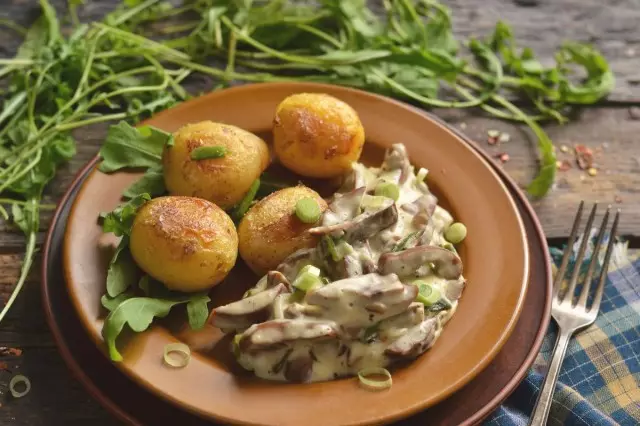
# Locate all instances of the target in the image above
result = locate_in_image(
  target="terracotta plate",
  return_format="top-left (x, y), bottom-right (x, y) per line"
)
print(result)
top-left (62, 83), bottom-right (529, 425)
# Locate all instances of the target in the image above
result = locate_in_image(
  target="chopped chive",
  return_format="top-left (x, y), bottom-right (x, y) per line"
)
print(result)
top-left (190, 145), bottom-right (226, 160)
top-left (295, 197), bottom-right (321, 223)
top-left (375, 182), bottom-right (400, 201)
top-left (233, 178), bottom-right (260, 221)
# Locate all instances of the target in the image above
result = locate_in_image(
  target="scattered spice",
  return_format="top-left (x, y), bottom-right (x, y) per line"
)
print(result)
top-left (0, 361), bottom-right (8, 371)
top-left (0, 347), bottom-right (23, 357)
top-left (459, 122), bottom-right (467, 130)
top-left (614, 195), bottom-right (623, 204)
top-left (587, 167), bottom-right (598, 177)
top-left (629, 107), bottom-right (640, 120)
top-left (556, 160), bottom-right (572, 171)
top-left (487, 130), bottom-right (500, 138)
top-left (602, 142), bottom-right (609, 150)
top-left (498, 132), bottom-right (511, 143)
top-left (495, 153), bottom-right (510, 163)
top-left (626, 47), bottom-right (636, 57)
top-left (560, 145), bottom-right (569, 153)
top-left (574, 144), bottom-right (594, 170)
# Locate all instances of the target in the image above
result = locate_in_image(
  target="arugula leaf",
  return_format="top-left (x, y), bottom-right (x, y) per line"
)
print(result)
top-left (186, 294), bottom-right (211, 330)
top-left (106, 237), bottom-right (139, 298)
top-left (102, 193), bottom-right (150, 237)
top-left (102, 297), bottom-right (192, 362)
top-left (123, 164), bottom-right (165, 198)
top-left (101, 291), bottom-right (134, 312)
top-left (39, 0), bottom-right (61, 46)
top-left (557, 43), bottom-right (614, 105)
top-left (11, 203), bottom-right (37, 234)
top-left (98, 122), bottom-right (171, 173)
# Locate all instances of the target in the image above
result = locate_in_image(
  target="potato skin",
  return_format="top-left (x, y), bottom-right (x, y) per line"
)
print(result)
top-left (163, 121), bottom-right (270, 209)
top-left (273, 93), bottom-right (365, 178)
top-left (238, 186), bottom-right (327, 275)
top-left (130, 196), bottom-right (238, 292)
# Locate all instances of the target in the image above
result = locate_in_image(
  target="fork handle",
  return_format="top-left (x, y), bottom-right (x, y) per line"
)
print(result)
top-left (528, 329), bottom-right (572, 426)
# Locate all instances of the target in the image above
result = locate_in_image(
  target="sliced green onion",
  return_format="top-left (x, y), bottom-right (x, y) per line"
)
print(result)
top-left (358, 367), bottom-right (392, 391)
top-left (414, 281), bottom-right (441, 306)
top-left (322, 235), bottom-right (341, 262)
top-left (233, 178), bottom-right (260, 221)
top-left (335, 241), bottom-right (354, 258)
top-left (293, 271), bottom-right (323, 292)
top-left (295, 197), bottom-right (322, 223)
top-left (299, 264), bottom-right (321, 277)
top-left (416, 167), bottom-right (428, 182)
top-left (9, 374), bottom-right (31, 398)
top-left (392, 231), bottom-right (419, 252)
top-left (442, 242), bottom-right (457, 253)
top-left (163, 342), bottom-right (191, 368)
top-left (166, 135), bottom-right (175, 147)
top-left (444, 222), bottom-right (467, 244)
top-left (374, 182), bottom-right (400, 201)
top-left (361, 194), bottom-right (388, 210)
top-left (232, 333), bottom-right (243, 357)
top-left (190, 145), bottom-right (227, 160)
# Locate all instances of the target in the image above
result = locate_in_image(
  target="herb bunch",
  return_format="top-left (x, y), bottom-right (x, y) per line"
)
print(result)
top-left (0, 0), bottom-right (613, 322)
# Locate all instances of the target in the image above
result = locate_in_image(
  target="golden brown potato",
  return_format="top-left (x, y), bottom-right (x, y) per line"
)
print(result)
top-left (238, 186), bottom-right (327, 275)
top-left (130, 196), bottom-right (238, 292)
top-left (163, 121), bottom-right (270, 209)
top-left (273, 93), bottom-right (365, 178)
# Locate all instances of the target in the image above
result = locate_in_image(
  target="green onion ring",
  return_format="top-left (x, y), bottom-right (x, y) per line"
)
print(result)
top-left (357, 367), bottom-right (392, 391)
top-left (163, 343), bottom-right (191, 368)
top-left (9, 374), bottom-right (31, 398)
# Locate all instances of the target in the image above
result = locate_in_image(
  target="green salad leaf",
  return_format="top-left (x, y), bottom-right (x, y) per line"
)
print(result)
top-left (102, 193), bottom-right (150, 237)
top-left (106, 238), bottom-right (139, 298)
top-left (101, 291), bottom-right (134, 312)
top-left (186, 295), bottom-right (211, 330)
top-left (123, 164), bottom-right (166, 198)
top-left (103, 294), bottom-right (209, 362)
top-left (99, 122), bottom-right (172, 173)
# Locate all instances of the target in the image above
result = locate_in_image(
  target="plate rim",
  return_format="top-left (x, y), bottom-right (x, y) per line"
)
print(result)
top-left (59, 82), bottom-right (532, 425)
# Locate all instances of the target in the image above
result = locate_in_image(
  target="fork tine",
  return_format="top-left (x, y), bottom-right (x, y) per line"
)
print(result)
top-left (590, 210), bottom-right (620, 313)
top-left (577, 207), bottom-right (610, 308)
top-left (562, 203), bottom-right (598, 303)
top-left (553, 201), bottom-right (584, 299)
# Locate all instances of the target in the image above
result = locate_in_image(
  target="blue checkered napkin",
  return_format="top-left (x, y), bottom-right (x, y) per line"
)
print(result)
top-left (484, 244), bottom-right (640, 426)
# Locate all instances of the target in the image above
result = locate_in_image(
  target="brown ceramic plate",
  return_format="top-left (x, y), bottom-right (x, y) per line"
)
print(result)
top-left (43, 111), bottom-right (551, 426)
top-left (62, 83), bottom-right (529, 425)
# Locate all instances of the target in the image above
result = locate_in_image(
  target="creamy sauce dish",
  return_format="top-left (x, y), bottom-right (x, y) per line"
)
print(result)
top-left (211, 144), bottom-right (466, 383)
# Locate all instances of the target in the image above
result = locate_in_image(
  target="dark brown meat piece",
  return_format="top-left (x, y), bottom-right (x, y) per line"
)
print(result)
top-left (378, 245), bottom-right (463, 280)
top-left (385, 318), bottom-right (437, 359)
top-left (238, 319), bottom-right (338, 353)
top-left (309, 202), bottom-right (398, 243)
top-left (210, 284), bottom-right (287, 330)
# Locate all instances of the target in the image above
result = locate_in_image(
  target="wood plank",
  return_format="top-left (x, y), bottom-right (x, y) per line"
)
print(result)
top-left (0, 348), bottom-right (116, 426)
top-left (0, 0), bottom-right (639, 101)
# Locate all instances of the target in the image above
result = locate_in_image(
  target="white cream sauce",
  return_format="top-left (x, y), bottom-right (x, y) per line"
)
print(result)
top-left (212, 143), bottom-right (466, 383)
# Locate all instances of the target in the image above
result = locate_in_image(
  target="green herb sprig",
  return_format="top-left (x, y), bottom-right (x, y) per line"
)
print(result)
top-left (0, 0), bottom-right (613, 323)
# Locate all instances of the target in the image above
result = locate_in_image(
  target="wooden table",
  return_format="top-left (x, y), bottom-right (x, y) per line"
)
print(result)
top-left (0, 0), bottom-right (638, 424)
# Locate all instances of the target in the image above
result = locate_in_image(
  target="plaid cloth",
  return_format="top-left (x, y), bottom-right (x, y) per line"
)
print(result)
top-left (485, 242), bottom-right (640, 426)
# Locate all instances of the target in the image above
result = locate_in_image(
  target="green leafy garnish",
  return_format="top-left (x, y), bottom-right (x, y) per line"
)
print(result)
top-left (101, 291), bottom-right (134, 312)
top-left (190, 146), bottom-right (227, 160)
top-left (99, 122), bottom-right (172, 173)
top-left (186, 295), bottom-right (212, 330)
top-left (106, 238), bottom-right (139, 298)
top-left (102, 294), bottom-right (210, 362)
top-left (123, 164), bottom-right (166, 199)
top-left (102, 193), bottom-right (150, 237)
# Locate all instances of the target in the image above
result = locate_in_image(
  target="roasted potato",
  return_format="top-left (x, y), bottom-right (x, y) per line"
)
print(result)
top-left (273, 93), bottom-right (365, 178)
top-left (238, 186), bottom-right (327, 275)
top-left (130, 196), bottom-right (238, 292)
top-left (163, 121), bottom-right (270, 209)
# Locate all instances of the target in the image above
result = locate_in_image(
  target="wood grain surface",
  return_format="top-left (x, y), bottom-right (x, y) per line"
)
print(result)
top-left (0, 1), bottom-right (638, 425)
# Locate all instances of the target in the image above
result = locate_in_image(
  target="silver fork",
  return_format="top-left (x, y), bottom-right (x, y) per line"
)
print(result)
top-left (528, 202), bottom-right (620, 426)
